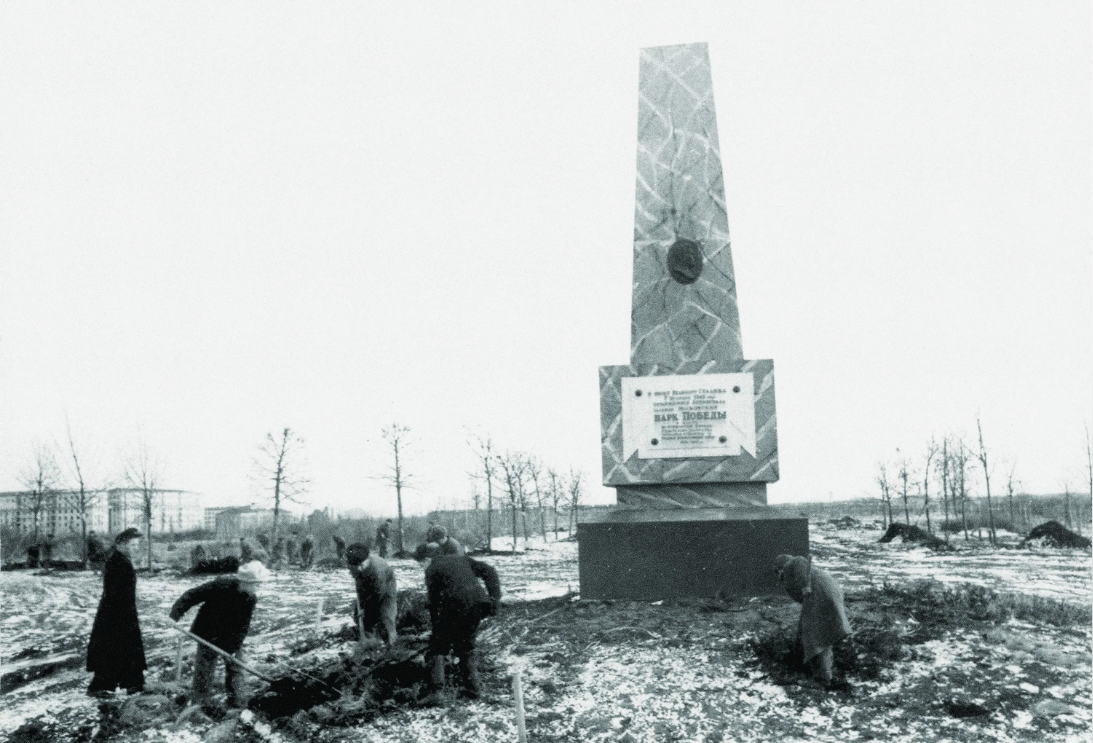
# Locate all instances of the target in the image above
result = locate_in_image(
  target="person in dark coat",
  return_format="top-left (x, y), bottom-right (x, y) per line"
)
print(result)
top-left (774, 554), bottom-right (852, 686)
top-left (239, 537), bottom-right (253, 563)
top-left (26, 543), bottom-right (40, 568)
top-left (414, 542), bottom-right (501, 698)
top-left (332, 534), bottom-right (347, 562)
top-left (300, 534), bottom-right (314, 569)
top-left (374, 520), bottom-right (391, 558)
top-left (425, 525), bottom-right (464, 556)
top-left (346, 543), bottom-right (397, 645)
top-left (86, 528), bottom-right (146, 695)
top-left (169, 560), bottom-right (269, 707)
top-left (40, 533), bottom-right (55, 566)
top-left (285, 534), bottom-right (299, 566)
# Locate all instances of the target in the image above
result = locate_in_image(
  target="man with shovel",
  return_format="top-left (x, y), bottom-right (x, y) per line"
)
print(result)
top-left (169, 560), bottom-right (270, 707)
top-left (414, 542), bottom-right (501, 699)
top-left (346, 542), bottom-right (398, 646)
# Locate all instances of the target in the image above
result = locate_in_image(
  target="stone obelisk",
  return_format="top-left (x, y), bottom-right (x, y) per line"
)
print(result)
top-left (578, 43), bottom-right (808, 600)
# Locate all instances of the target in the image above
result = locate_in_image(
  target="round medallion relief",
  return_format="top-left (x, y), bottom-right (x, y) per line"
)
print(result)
top-left (666, 238), bottom-right (704, 285)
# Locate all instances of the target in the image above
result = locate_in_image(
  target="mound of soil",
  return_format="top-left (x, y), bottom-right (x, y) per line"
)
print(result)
top-left (828, 516), bottom-right (861, 529)
top-left (1021, 521), bottom-right (1091, 549)
top-left (878, 523), bottom-right (949, 551)
top-left (188, 556), bottom-right (241, 575)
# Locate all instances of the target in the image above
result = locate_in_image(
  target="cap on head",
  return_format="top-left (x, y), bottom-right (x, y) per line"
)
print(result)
top-left (237, 561), bottom-right (270, 584)
top-left (346, 542), bottom-right (370, 566)
top-left (414, 542), bottom-right (441, 562)
top-left (115, 527), bottom-right (142, 545)
top-left (426, 525), bottom-right (447, 543)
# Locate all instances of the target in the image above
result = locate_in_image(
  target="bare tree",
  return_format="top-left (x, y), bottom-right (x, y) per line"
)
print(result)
top-left (548, 467), bottom-right (563, 538)
top-left (953, 438), bottom-right (971, 541)
top-left (20, 443), bottom-right (61, 540)
top-left (380, 424), bottom-right (412, 554)
top-left (124, 434), bottom-right (162, 570)
top-left (922, 439), bottom-right (938, 533)
top-left (467, 431), bottom-right (496, 550)
top-left (896, 449), bottom-right (912, 525)
top-left (255, 428), bottom-right (310, 552)
top-left (876, 462), bottom-right (893, 529)
top-left (975, 414), bottom-right (997, 545)
top-left (1005, 462), bottom-right (1019, 530)
top-left (526, 456), bottom-right (548, 543)
top-left (498, 451), bottom-right (527, 552)
top-left (60, 422), bottom-right (106, 568)
top-left (567, 468), bottom-right (584, 536)
top-left (940, 438), bottom-right (951, 543)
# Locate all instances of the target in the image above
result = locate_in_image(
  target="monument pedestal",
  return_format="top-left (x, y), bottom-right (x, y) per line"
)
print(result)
top-left (583, 43), bottom-right (806, 602)
top-left (578, 508), bottom-right (808, 601)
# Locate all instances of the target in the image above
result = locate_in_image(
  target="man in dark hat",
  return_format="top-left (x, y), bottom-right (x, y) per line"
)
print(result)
top-left (86, 528), bottom-right (146, 695)
top-left (425, 525), bottom-right (465, 557)
top-left (169, 560), bottom-right (269, 707)
top-left (414, 542), bottom-right (501, 699)
top-left (774, 554), bottom-right (852, 687)
top-left (346, 542), bottom-right (397, 646)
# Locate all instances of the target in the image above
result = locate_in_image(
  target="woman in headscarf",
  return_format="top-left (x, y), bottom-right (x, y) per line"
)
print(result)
top-left (774, 554), bottom-right (851, 686)
top-left (86, 528), bottom-right (147, 695)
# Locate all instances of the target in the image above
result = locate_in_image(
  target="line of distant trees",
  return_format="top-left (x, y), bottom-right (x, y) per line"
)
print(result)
top-left (875, 416), bottom-right (1093, 544)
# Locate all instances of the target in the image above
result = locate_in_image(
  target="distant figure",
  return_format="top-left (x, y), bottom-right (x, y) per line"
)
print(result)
top-left (774, 554), bottom-right (852, 687)
top-left (271, 538), bottom-right (285, 566)
top-left (87, 531), bottom-right (108, 567)
top-left (239, 537), bottom-right (254, 563)
top-left (332, 535), bottom-right (347, 562)
top-left (426, 525), bottom-right (465, 557)
top-left (190, 544), bottom-right (208, 570)
top-left (414, 542), bottom-right (501, 699)
top-left (86, 528), bottom-right (146, 695)
top-left (300, 534), bottom-right (314, 569)
top-left (346, 542), bottom-right (397, 646)
top-left (169, 561), bottom-right (269, 708)
top-left (255, 533), bottom-right (271, 552)
top-left (40, 534), bottom-right (55, 567)
top-left (26, 543), bottom-right (40, 568)
top-left (374, 520), bottom-right (391, 558)
top-left (285, 534), bottom-right (299, 566)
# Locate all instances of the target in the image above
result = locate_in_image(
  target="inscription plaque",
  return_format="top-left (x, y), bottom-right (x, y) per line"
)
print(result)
top-left (622, 373), bottom-right (756, 460)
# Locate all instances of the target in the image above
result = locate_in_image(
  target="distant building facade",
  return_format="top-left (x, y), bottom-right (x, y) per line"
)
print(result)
top-left (214, 507), bottom-right (276, 539)
top-left (0, 488), bottom-right (202, 537)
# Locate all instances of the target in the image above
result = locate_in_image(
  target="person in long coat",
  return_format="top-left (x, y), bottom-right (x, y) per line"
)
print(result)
top-left (774, 554), bottom-right (851, 686)
top-left (86, 528), bottom-right (146, 695)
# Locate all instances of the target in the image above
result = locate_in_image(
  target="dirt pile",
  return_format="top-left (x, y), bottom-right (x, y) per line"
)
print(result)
top-left (878, 523), bottom-right (950, 551)
top-left (187, 556), bottom-right (241, 575)
top-left (1021, 520), bottom-right (1091, 549)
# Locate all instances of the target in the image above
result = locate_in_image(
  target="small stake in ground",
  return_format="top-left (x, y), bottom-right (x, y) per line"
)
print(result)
top-left (174, 636), bottom-right (184, 684)
top-left (315, 596), bottom-right (324, 629)
top-left (513, 670), bottom-right (527, 743)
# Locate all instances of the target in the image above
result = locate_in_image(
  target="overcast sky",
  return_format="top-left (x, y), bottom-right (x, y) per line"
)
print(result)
top-left (1, 2), bottom-right (1089, 516)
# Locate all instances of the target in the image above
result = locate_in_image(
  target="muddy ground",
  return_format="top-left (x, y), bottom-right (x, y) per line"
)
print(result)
top-left (1, 522), bottom-right (1090, 742)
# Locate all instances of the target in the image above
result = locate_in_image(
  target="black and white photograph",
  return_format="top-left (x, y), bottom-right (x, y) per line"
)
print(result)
top-left (1, 3), bottom-right (1090, 742)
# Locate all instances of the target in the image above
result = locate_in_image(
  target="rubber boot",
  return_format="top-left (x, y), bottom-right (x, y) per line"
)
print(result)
top-left (459, 651), bottom-right (481, 699)
top-left (429, 655), bottom-right (446, 690)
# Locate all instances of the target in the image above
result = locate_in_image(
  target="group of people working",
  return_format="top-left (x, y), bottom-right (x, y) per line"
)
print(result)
top-left (83, 523), bottom-right (849, 709)
top-left (84, 523), bottom-right (501, 706)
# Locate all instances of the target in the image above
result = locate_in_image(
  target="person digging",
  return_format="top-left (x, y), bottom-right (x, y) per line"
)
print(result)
top-left (414, 542), bottom-right (501, 700)
top-left (773, 554), bottom-right (852, 689)
top-left (345, 542), bottom-right (398, 647)
top-left (169, 560), bottom-right (270, 708)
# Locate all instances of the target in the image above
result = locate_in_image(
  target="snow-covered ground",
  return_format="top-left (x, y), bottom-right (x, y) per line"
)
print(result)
top-left (1, 526), bottom-right (1089, 743)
